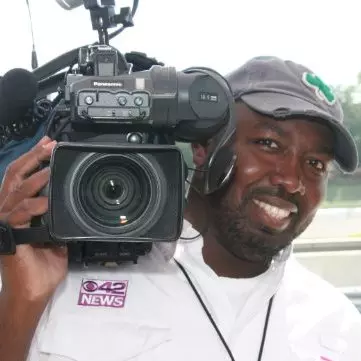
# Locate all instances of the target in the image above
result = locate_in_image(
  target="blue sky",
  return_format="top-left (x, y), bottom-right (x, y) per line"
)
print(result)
top-left (2, 0), bottom-right (361, 89)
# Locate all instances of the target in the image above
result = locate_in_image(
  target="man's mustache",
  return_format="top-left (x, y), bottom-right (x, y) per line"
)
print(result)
top-left (243, 186), bottom-right (300, 210)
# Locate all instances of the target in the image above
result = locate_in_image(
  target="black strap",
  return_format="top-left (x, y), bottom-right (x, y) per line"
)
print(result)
top-left (0, 222), bottom-right (50, 255)
top-left (257, 295), bottom-right (274, 361)
top-left (174, 259), bottom-right (274, 361)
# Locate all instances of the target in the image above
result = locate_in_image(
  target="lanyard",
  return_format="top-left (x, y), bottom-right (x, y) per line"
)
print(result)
top-left (174, 259), bottom-right (274, 361)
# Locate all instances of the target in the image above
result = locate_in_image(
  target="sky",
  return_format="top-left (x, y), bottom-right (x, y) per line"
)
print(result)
top-left (1, 0), bottom-right (361, 88)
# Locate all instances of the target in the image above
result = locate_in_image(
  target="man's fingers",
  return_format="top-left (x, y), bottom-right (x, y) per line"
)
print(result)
top-left (6, 197), bottom-right (48, 228)
top-left (1, 167), bottom-right (50, 213)
top-left (7, 136), bottom-right (52, 176)
top-left (15, 139), bottom-right (55, 178)
top-left (0, 137), bottom-right (56, 206)
top-left (1, 137), bottom-right (55, 188)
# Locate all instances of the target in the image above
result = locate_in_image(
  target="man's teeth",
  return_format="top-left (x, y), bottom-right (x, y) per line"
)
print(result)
top-left (253, 200), bottom-right (291, 220)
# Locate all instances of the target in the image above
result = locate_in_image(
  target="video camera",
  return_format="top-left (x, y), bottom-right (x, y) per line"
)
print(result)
top-left (0, 0), bottom-right (236, 264)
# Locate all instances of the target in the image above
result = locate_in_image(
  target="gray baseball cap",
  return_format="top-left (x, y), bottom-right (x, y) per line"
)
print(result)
top-left (225, 56), bottom-right (358, 173)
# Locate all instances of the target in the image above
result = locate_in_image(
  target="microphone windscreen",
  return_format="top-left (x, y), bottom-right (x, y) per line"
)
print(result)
top-left (0, 68), bottom-right (38, 127)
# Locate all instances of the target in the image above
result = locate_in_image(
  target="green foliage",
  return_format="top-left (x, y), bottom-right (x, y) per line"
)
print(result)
top-left (334, 76), bottom-right (361, 167)
top-left (323, 75), bottom-right (361, 206)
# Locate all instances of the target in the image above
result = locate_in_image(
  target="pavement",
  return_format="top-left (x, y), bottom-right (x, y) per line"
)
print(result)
top-left (297, 207), bottom-right (361, 240)
top-left (292, 208), bottom-right (361, 290)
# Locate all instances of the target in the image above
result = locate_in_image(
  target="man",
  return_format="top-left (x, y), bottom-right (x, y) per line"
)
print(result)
top-left (0, 56), bottom-right (360, 361)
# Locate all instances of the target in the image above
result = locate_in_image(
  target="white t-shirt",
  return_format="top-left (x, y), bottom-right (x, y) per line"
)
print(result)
top-left (7, 220), bottom-right (361, 361)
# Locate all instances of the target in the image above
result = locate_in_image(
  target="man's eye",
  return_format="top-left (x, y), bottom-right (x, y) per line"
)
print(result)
top-left (307, 159), bottom-right (326, 172)
top-left (254, 138), bottom-right (279, 149)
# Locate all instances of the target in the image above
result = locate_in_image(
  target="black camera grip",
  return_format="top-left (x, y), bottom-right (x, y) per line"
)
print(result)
top-left (0, 222), bottom-right (50, 255)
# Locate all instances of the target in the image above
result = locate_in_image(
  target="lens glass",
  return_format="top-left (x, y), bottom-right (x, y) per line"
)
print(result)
top-left (77, 155), bottom-right (151, 229)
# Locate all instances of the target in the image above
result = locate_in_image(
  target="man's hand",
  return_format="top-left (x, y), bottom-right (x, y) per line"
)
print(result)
top-left (0, 136), bottom-right (68, 305)
top-left (0, 136), bottom-right (68, 361)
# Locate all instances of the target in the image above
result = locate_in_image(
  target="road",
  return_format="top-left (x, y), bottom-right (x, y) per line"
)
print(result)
top-left (292, 207), bottom-right (361, 290)
top-left (298, 207), bottom-right (361, 239)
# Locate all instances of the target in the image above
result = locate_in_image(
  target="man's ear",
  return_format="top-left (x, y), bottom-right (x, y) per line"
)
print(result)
top-left (191, 143), bottom-right (208, 167)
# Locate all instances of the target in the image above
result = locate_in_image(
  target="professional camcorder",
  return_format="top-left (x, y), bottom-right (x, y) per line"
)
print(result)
top-left (0, 0), bottom-right (236, 264)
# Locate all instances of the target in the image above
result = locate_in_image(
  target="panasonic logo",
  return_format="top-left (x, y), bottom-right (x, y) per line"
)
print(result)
top-left (92, 81), bottom-right (124, 87)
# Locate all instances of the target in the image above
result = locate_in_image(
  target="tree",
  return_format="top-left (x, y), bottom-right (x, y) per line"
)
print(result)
top-left (335, 74), bottom-right (361, 169)
top-left (324, 75), bottom-right (361, 205)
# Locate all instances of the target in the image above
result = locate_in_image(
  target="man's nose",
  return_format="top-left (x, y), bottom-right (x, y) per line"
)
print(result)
top-left (268, 156), bottom-right (306, 196)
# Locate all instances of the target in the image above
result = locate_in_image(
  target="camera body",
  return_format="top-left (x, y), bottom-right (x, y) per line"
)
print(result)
top-left (0, 2), bottom-right (235, 263)
top-left (40, 41), bottom-right (230, 263)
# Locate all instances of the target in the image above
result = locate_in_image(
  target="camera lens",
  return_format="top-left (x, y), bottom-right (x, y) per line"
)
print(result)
top-left (67, 152), bottom-right (167, 236)
top-left (102, 179), bottom-right (123, 202)
top-left (81, 158), bottom-right (150, 228)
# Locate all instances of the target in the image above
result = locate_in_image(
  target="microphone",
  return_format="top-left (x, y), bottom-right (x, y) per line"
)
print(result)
top-left (55, 0), bottom-right (83, 10)
top-left (0, 68), bottom-right (38, 128)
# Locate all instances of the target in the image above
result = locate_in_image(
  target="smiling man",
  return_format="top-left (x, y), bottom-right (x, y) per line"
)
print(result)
top-left (187, 57), bottom-right (357, 273)
top-left (182, 56), bottom-right (361, 358)
top-left (1, 56), bottom-right (361, 361)
top-left (188, 99), bottom-right (336, 275)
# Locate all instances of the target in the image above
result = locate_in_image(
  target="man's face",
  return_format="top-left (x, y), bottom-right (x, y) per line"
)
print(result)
top-left (193, 103), bottom-right (335, 262)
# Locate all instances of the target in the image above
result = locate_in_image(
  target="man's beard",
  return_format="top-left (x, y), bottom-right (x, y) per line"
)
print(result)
top-left (207, 186), bottom-right (312, 263)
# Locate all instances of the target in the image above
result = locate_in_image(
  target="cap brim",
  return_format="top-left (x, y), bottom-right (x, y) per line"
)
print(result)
top-left (240, 92), bottom-right (358, 173)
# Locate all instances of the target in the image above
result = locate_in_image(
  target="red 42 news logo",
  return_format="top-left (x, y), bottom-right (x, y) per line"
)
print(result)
top-left (78, 279), bottom-right (129, 308)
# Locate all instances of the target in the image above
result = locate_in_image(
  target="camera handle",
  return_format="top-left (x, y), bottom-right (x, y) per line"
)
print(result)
top-left (0, 221), bottom-right (152, 266)
top-left (84, 0), bottom-right (134, 45)
top-left (0, 221), bottom-right (49, 255)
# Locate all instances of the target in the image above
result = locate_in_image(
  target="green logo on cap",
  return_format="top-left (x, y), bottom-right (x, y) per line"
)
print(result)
top-left (302, 72), bottom-right (336, 106)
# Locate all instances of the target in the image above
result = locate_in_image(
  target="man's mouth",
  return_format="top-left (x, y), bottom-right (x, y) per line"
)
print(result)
top-left (250, 197), bottom-right (298, 231)
top-left (253, 199), bottom-right (293, 220)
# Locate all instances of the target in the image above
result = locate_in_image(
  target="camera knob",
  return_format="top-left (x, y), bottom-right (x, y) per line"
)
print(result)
top-left (117, 96), bottom-right (127, 106)
top-left (85, 96), bottom-right (94, 105)
top-left (134, 96), bottom-right (143, 106)
top-left (127, 133), bottom-right (143, 143)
